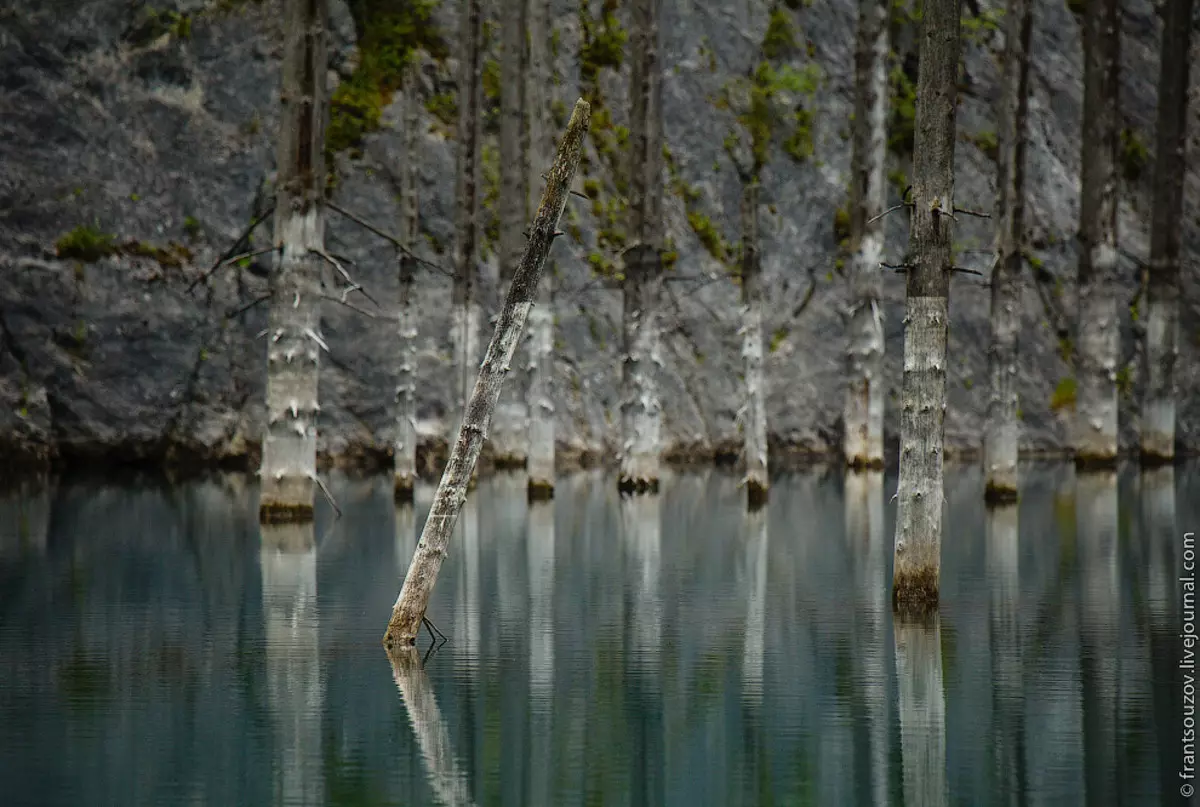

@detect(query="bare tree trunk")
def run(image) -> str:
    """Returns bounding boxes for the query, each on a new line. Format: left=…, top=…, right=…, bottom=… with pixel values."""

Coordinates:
left=740, top=182, right=769, bottom=508
left=1142, top=0, right=1193, bottom=464
left=491, top=0, right=531, bottom=467
left=894, top=613, right=948, bottom=807
left=891, top=0, right=960, bottom=614
left=384, top=100, right=591, bottom=649
left=258, top=0, right=328, bottom=523
left=1074, top=0, right=1120, bottom=468
left=620, top=0, right=665, bottom=495
left=395, top=63, right=421, bottom=503
left=844, top=0, right=889, bottom=469
left=984, top=0, right=1033, bottom=504
left=452, top=0, right=485, bottom=438
left=526, top=0, right=556, bottom=500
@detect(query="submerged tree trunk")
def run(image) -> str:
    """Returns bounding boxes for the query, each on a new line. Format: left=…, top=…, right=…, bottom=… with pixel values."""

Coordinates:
left=526, top=0, right=556, bottom=500
left=984, top=0, right=1033, bottom=504
left=395, top=63, right=421, bottom=503
left=620, top=0, right=664, bottom=495
left=1142, top=0, right=1193, bottom=464
left=384, top=100, right=591, bottom=649
left=844, top=0, right=889, bottom=469
left=258, top=0, right=329, bottom=523
left=740, top=182, right=768, bottom=508
left=1074, top=0, right=1120, bottom=468
left=452, top=0, right=485, bottom=437
left=491, top=0, right=531, bottom=467
left=894, top=613, right=948, bottom=807
left=891, top=0, right=960, bottom=613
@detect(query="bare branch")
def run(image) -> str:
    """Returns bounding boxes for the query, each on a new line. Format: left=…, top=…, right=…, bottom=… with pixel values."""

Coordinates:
left=952, top=205, right=991, bottom=219
left=225, top=292, right=273, bottom=319
left=320, top=293, right=379, bottom=319
left=951, top=266, right=984, bottom=276
left=867, top=202, right=911, bottom=225
left=880, top=261, right=912, bottom=272
left=188, top=245, right=278, bottom=294
left=312, top=474, right=342, bottom=518
left=311, top=247, right=381, bottom=308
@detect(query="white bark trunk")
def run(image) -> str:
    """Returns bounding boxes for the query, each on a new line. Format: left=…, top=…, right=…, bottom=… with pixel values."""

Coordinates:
left=452, top=301, right=483, bottom=430
left=527, top=499, right=555, bottom=806
left=395, top=502, right=416, bottom=575
left=985, top=504, right=1023, bottom=804
left=384, top=100, right=592, bottom=648
left=894, top=613, right=948, bottom=807
left=259, top=0, right=328, bottom=523
left=740, top=183, right=768, bottom=507
left=844, top=0, right=889, bottom=468
left=395, top=64, right=420, bottom=501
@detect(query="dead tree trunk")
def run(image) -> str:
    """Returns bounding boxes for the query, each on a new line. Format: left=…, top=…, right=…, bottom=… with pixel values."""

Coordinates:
left=1142, top=0, right=1193, bottom=465
left=844, top=0, right=889, bottom=470
left=491, top=0, right=531, bottom=467
left=452, top=0, right=485, bottom=437
left=258, top=0, right=329, bottom=524
left=383, top=100, right=591, bottom=649
left=983, top=0, right=1033, bottom=504
left=740, top=182, right=768, bottom=508
left=620, top=0, right=665, bottom=495
left=526, top=0, right=556, bottom=500
left=891, top=0, right=961, bottom=614
left=395, top=62, right=421, bottom=503
left=1074, top=0, right=1120, bottom=468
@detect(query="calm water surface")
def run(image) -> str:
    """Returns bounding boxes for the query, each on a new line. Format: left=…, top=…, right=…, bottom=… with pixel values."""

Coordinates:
left=0, top=464, right=1195, bottom=806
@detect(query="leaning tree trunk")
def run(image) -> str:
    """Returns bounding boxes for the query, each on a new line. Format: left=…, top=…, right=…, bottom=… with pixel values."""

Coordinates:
left=740, top=182, right=768, bottom=508
left=620, top=0, right=665, bottom=495
left=526, top=0, right=556, bottom=500
left=491, top=0, right=531, bottom=468
left=1142, top=0, right=1193, bottom=464
left=258, top=0, right=329, bottom=524
left=983, top=0, right=1034, bottom=504
left=891, top=0, right=961, bottom=614
left=1074, top=0, right=1120, bottom=468
left=843, top=0, right=889, bottom=469
left=452, top=0, right=485, bottom=437
left=395, top=62, right=421, bottom=503
left=384, top=99, right=591, bottom=649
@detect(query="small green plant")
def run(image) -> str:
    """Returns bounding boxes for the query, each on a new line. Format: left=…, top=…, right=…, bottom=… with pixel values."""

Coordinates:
left=761, top=6, right=796, bottom=59
left=888, top=59, right=918, bottom=156
left=56, top=225, right=118, bottom=262
left=769, top=326, right=788, bottom=352
left=183, top=216, right=202, bottom=240
left=833, top=205, right=851, bottom=247
left=1119, top=128, right=1148, bottom=182
left=971, top=129, right=999, bottom=160
left=688, top=211, right=726, bottom=261
left=425, top=92, right=457, bottom=129
left=1051, top=376, right=1077, bottom=411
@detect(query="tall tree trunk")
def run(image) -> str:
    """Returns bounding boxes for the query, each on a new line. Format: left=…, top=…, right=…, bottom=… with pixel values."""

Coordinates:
left=891, top=0, right=961, bottom=613
left=258, top=0, right=328, bottom=523
left=620, top=0, right=665, bottom=495
left=526, top=0, right=556, bottom=500
left=844, top=0, right=889, bottom=469
left=1074, top=0, right=1120, bottom=468
left=384, top=100, right=591, bottom=649
left=491, top=0, right=531, bottom=467
left=395, top=62, right=421, bottom=503
left=452, top=0, right=485, bottom=438
left=984, top=0, right=1033, bottom=504
left=740, top=182, right=769, bottom=508
left=1142, top=0, right=1193, bottom=464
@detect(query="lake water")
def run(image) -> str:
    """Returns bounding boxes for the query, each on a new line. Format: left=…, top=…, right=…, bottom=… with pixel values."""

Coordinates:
left=0, top=463, right=1195, bottom=806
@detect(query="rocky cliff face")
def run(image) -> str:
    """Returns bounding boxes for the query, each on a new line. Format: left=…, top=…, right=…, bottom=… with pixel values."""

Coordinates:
left=1, top=0, right=1197, bottom=473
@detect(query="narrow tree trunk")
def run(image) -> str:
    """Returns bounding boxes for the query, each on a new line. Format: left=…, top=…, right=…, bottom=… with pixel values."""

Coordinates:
left=526, top=0, right=556, bottom=500
left=984, top=0, right=1033, bottom=504
left=452, top=0, right=485, bottom=437
left=491, top=0, right=531, bottom=467
left=620, top=0, right=664, bottom=495
left=1074, top=0, right=1120, bottom=468
left=891, top=0, right=960, bottom=614
left=395, top=63, right=421, bottom=503
left=1141, top=0, right=1193, bottom=464
left=384, top=99, right=591, bottom=649
left=844, top=0, right=889, bottom=469
left=740, top=182, right=769, bottom=508
left=258, top=0, right=328, bottom=523
left=894, top=613, right=948, bottom=807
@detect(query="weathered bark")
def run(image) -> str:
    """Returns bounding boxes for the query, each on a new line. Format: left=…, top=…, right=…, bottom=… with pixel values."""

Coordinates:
left=891, top=0, right=960, bottom=614
left=527, top=500, right=555, bottom=806
left=395, top=63, right=421, bottom=503
left=491, top=0, right=531, bottom=467
left=740, top=183, right=768, bottom=508
left=984, top=0, right=1033, bottom=504
left=844, top=0, right=889, bottom=469
left=452, top=0, right=485, bottom=435
left=258, top=0, right=328, bottom=523
left=1074, top=0, right=1120, bottom=468
left=620, top=0, right=664, bottom=494
left=387, top=648, right=479, bottom=807
left=383, top=99, right=591, bottom=649
left=985, top=504, right=1024, bottom=805
left=894, top=612, right=948, bottom=807
left=526, top=0, right=556, bottom=500
left=1142, top=0, right=1193, bottom=464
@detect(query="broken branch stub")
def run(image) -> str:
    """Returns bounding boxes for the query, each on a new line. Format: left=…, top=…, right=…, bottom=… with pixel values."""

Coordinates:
left=383, top=98, right=592, bottom=650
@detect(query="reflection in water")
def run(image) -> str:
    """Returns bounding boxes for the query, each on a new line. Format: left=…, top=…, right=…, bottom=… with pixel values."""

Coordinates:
left=527, top=500, right=555, bottom=807
left=0, top=475, right=51, bottom=557
left=894, top=612, right=947, bottom=807
left=986, top=503, right=1024, bottom=806
left=621, top=492, right=663, bottom=807
left=260, top=523, right=323, bottom=807
left=741, top=507, right=768, bottom=706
